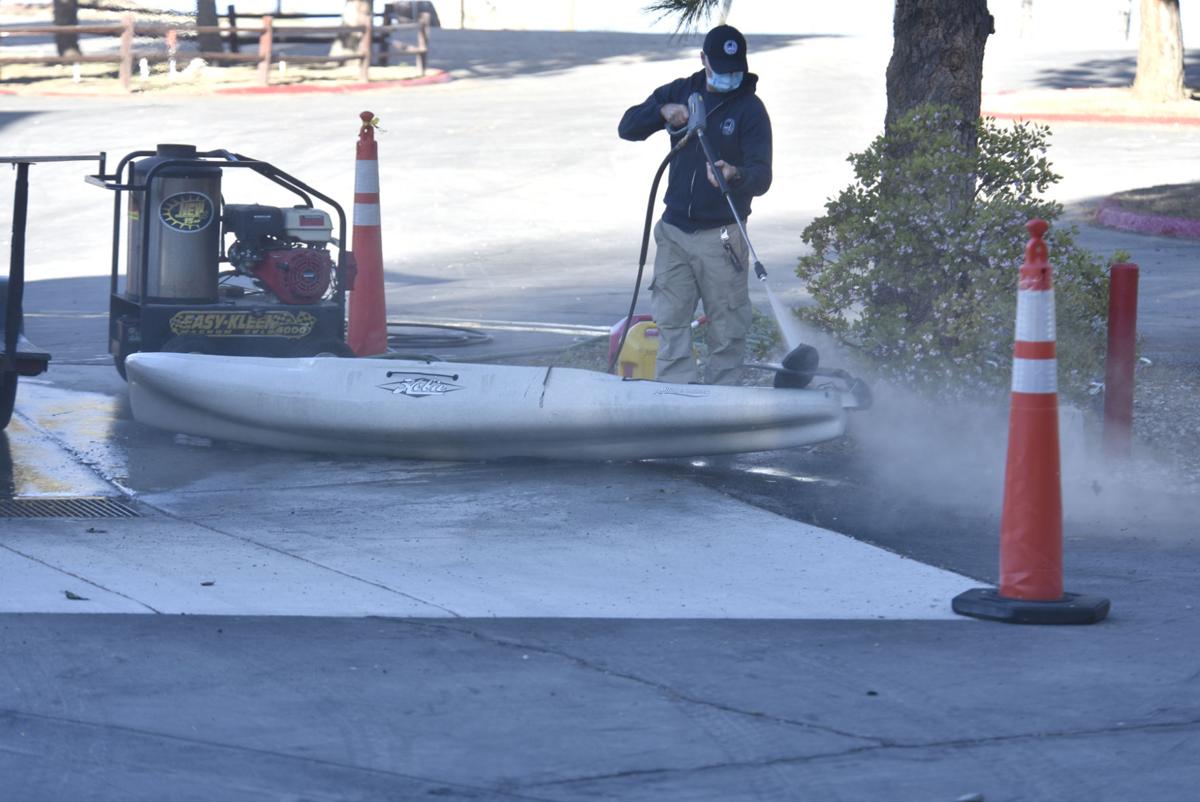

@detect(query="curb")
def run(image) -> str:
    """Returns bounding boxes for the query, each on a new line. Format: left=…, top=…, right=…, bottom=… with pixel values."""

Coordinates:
left=215, top=69, right=451, bottom=96
left=983, top=109, right=1200, bottom=127
left=1095, top=198, right=1200, bottom=239
left=0, top=69, right=450, bottom=98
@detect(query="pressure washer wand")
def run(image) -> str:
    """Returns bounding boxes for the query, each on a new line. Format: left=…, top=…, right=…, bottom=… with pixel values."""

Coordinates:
left=686, top=93, right=767, bottom=280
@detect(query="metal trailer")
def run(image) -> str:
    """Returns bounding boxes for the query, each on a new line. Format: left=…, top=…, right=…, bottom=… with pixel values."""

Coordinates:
left=1, top=155, right=104, bottom=430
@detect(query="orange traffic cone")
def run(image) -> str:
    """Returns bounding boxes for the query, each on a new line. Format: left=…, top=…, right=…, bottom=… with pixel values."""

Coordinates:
left=953, top=220, right=1109, bottom=624
left=347, top=110, right=389, bottom=356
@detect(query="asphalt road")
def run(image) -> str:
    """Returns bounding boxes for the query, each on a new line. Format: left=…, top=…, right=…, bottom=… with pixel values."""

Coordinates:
left=2, top=28, right=1199, bottom=802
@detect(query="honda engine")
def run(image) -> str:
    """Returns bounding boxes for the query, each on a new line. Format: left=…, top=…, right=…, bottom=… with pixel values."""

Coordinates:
left=223, top=204, right=335, bottom=305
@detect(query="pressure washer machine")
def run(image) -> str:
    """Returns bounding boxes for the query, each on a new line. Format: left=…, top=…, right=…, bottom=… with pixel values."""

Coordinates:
left=90, top=145, right=355, bottom=378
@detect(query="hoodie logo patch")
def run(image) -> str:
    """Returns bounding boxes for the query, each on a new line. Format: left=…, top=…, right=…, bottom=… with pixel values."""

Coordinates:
left=723, top=39, right=738, bottom=55
left=722, top=118, right=736, bottom=136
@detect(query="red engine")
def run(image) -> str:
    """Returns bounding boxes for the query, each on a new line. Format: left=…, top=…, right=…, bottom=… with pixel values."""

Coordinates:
left=223, top=204, right=336, bottom=305
left=250, top=248, right=332, bottom=305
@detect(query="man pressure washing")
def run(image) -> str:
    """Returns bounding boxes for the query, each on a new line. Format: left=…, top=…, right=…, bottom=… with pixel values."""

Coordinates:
left=618, top=24, right=772, bottom=385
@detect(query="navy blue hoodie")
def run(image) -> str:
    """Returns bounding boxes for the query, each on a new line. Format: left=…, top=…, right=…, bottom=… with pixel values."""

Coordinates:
left=618, top=70, right=772, bottom=233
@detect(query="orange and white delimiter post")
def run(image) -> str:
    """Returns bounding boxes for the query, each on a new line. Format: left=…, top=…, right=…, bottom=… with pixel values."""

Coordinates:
left=1000, top=218, right=1062, bottom=601
left=347, top=110, right=388, bottom=356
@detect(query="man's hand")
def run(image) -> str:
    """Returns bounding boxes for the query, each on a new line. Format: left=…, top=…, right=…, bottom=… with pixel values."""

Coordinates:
left=706, top=160, right=740, bottom=188
left=660, top=103, right=689, bottom=129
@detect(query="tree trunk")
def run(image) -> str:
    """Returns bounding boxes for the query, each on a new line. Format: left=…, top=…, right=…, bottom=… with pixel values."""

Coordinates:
left=1134, top=0, right=1185, bottom=102
left=53, top=0, right=80, bottom=57
left=885, top=0, right=993, bottom=154
left=196, top=0, right=223, bottom=55
left=331, top=0, right=372, bottom=56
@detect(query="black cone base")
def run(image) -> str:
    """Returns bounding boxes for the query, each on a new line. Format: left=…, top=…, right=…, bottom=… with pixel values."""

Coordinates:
left=952, top=588, right=1110, bottom=625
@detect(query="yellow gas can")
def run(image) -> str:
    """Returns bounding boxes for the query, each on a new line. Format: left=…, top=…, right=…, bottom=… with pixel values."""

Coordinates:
left=617, top=320, right=660, bottom=379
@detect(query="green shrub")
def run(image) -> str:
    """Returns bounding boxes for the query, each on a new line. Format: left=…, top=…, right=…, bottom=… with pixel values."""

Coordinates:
left=797, top=105, right=1116, bottom=401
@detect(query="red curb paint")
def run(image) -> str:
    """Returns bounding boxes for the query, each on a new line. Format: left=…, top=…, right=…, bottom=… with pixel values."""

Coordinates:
left=983, top=109, right=1200, bottom=127
left=18, top=90, right=103, bottom=98
left=2, top=70, right=449, bottom=98
left=216, top=70, right=450, bottom=96
left=1096, top=199, right=1200, bottom=239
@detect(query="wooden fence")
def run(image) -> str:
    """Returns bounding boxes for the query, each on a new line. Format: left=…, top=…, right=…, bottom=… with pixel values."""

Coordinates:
left=222, top=3, right=433, bottom=66
left=0, top=11, right=431, bottom=90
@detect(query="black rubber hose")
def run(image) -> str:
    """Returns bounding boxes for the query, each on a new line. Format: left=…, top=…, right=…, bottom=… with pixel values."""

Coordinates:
left=606, top=133, right=693, bottom=376
left=384, top=322, right=493, bottom=349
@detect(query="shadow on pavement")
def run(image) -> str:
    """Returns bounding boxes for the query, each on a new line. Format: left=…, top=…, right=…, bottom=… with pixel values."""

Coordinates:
left=428, top=29, right=835, bottom=80
left=1030, top=49, right=1200, bottom=89
left=20, top=275, right=113, bottom=365
left=0, top=111, right=42, bottom=137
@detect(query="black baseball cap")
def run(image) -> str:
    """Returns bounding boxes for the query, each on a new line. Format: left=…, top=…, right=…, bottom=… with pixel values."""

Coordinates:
left=703, top=25, right=748, bottom=73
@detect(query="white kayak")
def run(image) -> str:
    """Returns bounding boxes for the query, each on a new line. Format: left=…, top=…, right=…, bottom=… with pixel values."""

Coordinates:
left=125, top=352, right=859, bottom=461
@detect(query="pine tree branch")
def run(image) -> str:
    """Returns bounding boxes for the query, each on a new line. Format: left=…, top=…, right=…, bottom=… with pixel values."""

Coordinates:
left=644, top=0, right=722, bottom=32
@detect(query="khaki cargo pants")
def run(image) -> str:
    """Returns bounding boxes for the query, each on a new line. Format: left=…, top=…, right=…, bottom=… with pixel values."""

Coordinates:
left=650, top=219, right=752, bottom=385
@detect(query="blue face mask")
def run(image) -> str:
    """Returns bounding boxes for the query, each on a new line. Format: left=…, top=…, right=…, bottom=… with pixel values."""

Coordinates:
left=708, top=70, right=744, bottom=93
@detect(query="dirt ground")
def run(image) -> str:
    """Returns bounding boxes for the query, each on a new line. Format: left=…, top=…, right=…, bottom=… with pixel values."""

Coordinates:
left=1107, top=181, right=1200, bottom=217
left=0, top=2, right=426, bottom=95
left=0, top=60, right=425, bottom=95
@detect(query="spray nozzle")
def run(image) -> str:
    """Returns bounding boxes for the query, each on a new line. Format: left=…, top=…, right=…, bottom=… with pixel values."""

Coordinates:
left=686, top=92, right=707, bottom=134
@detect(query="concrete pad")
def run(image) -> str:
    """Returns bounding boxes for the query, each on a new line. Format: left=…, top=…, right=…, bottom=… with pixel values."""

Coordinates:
left=0, top=515, right=455, bottom=617
left=4, top=379, right=977, bottom=619
left=0, top=546, right=146, bottom=613
left=140, top=469, right=976, bottom=619
left=2, top=476, right=977, bottom=619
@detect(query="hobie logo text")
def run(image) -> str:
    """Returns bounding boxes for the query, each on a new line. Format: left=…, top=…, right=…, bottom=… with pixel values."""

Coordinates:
left=378, top=371, right=463, bottom=398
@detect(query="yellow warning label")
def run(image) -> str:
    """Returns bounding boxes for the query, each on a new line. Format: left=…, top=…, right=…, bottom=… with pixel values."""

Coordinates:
left=169, top=310, right=317, bottom=338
